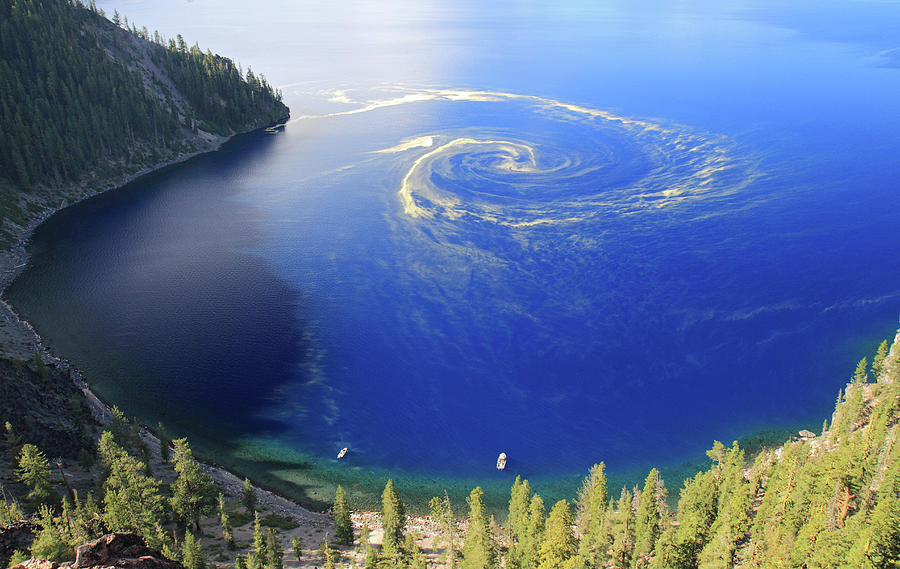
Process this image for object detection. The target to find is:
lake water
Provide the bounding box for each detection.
[8,0,900,509]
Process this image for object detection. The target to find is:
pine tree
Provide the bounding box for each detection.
[97,431,164,538]
[218,493,234,549]
[429,492,458,569]
[334,485,353,545]
[609,488,635,569]
[251,512,268,565]
[156,422,171,463]
[508,476,531,543]
[633,468,664,567]
[170,438,218,531]
[461,487,496,569]
[381,479,406,556]
[30,505,74,562]
[16,443,52,504]
[575,462,609,567]
[650,470,718,569]
[538,500,576,569]
[518,494,546,569]
[265,528,283,569]
[181,530,204,569]
[242,478,257,514]
[291,536,302,564]
[854,357,868,384]
[321,539,336,569]
[872,339,889,381]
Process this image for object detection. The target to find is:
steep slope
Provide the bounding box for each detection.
[0,0,288,250]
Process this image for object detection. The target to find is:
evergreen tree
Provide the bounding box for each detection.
[538,499,576,569]
[381,479,406,556]
[508,476,531,544]
[30,505,74,562]
[321,539,336,569]
[575,462,609,567]
[218,493,235,549]
[872,339,889,381]
[854,357,868,384]
[609,488,635,569]
[633,468,665,567]
[429,492,458,569]
[156,422,171,464]
[265,528,283,569]
[170,438,218,531]
[97,431,164,539]
[334,485,353,545]
[651,470,718,569]
[242,477,257,514]
[251,511,267,565]
[16,443,52,504]
[291,536,302,564]
[518,494,546,569]
[461,487,496,569]
[181,530,204,569]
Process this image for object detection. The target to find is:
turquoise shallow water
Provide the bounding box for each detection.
[8,0,900,510]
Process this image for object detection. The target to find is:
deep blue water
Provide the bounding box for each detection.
[8,0,900,508]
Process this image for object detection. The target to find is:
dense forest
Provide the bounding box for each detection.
[0,0,287,247]
[1,335,897,568]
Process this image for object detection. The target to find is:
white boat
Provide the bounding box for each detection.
[496,452,507,470]
[337,447,348,459]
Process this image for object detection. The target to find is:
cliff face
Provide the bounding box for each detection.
[0,356,95,459]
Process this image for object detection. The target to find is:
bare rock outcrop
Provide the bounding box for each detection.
[10,533,183,569]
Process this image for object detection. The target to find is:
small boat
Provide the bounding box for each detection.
[496,452,507,470]
[337,447,348,459]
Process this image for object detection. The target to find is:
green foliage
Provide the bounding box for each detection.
[633,468,665,567]
[429,492,458,568]
[218,493,235,549]
[7,550,28,567]
[16,443,52,504]
[97,430,164,538]
[575,462,609,567]
[291,536,302,563]
[170,438,218,530]
[181,530,204,569]
[264,528,282,569]
[334,485,353,545]
[461,487,496,569]
[609,488,635,569]
[854,357,869,384]
[321,539,336,569]
[652,469,718,569]
[538,499,577,569]
[259,514,299,530]
[251,512,267,564]
[242,478,257,514]
[0,493,24,525]
[157,422,171,464]
[380,479,406,556]
[0,0,287,197]
[107,407,144,458]
[872,340,889,380]
[29,505,74,562]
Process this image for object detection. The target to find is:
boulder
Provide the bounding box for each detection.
[10,534,183,569]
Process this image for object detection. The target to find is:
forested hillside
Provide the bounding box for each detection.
[1,333,897,568]
[0,0,288,248]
